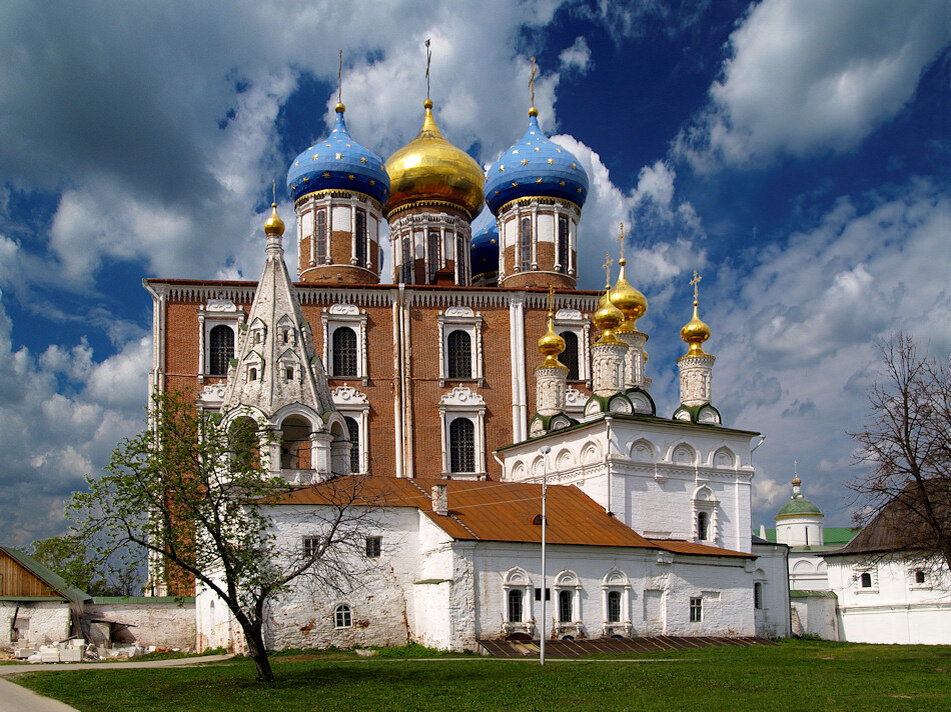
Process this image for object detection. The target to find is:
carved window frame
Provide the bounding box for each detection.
[332,385,369,475]
[554,308,591,383]
[692,485,719,545]
[438,386,487,479]
[437,306,484,386]
[198,298,245,383]
[321,303,369,384]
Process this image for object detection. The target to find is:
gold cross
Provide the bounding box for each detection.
[272,179,276,204]
[425,39,432,100]
[546,284,555,315]
[529,56,537,107]
[337,50,343,105]
[615,222,630,260]
[690,270,702,302]
[603,253,613,288]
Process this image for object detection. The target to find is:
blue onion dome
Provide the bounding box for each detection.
[287,102,389,205]
[484,107,589,215]
[470,223,499,280]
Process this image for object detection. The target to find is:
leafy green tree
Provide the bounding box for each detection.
[68,389,371,681]
[27,533,141,597]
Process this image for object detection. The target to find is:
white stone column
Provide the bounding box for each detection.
[535,366,567,416]
[617,330,648,390]
[677,353,715,406]
[591,342,627,397]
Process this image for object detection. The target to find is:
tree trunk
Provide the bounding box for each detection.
[241,621,275,682]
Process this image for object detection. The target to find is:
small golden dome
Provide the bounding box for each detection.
[384,100,485,218]
[792,476,802,487]
[593,286,626,346]
[611,257,647,332]
[537,312,567,369]
[334,101,346,114]
[528,106,538,117]
[680,300,711,356]
[264,202,285,236]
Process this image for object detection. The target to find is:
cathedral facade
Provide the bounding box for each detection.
[145,94,790,650]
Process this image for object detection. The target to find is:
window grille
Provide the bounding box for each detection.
[449,418,475,473]
[754,582,763,610]
[334,604,352,628]
[208,325,234,376]
[456,233,466,283]
[427,229,441,281]
[332,327,358,377]
[519,217,532,271]
[365,536,382,558]
[401,235,413,283]
[303,536,321,559]
[607,590,621,623]
[345,416,360,473]
[697,512,709,541]
[560,331,579,380]
[447,330,472,379]
[507,589,523,622]
[689,597,702,622]
[557,215,569,272]
[355,209,368,268]
[558,590,573,623]
[315,209,327,264]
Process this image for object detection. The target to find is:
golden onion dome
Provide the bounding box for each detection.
[680,300,711,356]
[264,202,285,236]
[593,285,626,346]
[791,475,802,487]
[611,257,647,332]
[537,312,567,369]
[384,99,485,219]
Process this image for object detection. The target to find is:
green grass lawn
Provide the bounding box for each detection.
[11,640,951,712]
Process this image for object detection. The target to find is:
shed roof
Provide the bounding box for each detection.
[0,546,89,603]
[270,477,753,558]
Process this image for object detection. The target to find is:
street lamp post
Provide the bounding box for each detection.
[540,444,550,666]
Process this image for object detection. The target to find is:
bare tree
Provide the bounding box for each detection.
[848,332,951,573]
[67,389,376,682]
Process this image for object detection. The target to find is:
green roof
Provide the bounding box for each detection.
[0,546,89,603]
[91,596,194,604]
[776,495,822,517]
[790,590,837,599]
[758,527,860,546]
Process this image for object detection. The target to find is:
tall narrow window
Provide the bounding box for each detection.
[428,229,441,281]
[449,418,475,473]
[315,209,327,264]
[345,416,360,473]
[915,570,926,585]
[332,327,358,377]
[557,215,569,272]
[456,233,466,283]
[401,235,413,283]
[560,331,579,380]
[689,597,702,622]
[754,582,763,610]
[558,590,573,623]
[519,217,532,271]
[860,572,872,588]
[447,330,472,379]
[355,209,367,268]
[607,590,622,623]
[507,589,523,622]
[697,511,709,541]
[208,325,234,376]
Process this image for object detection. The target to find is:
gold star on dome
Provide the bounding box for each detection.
[490,238,496,244]
[290,184,295,190]
[312,154,319,160]
[335,153,342,159]
[547,158,554,164]
[498,165,505,171]
[294,161,299,167]
[370,179,376,185]
[571,163,577,169]
[494,190,500,195]
[559,180,565,186]
[302,177,309,183]
[348,174,354,180]
[324,143,331,147]
[521,159,529,165]
[360,157,367,164]
[534,147,540,151]
[512,149,519,154]
[511,182,519,187]
[323,172,330,178]
[556,148,562,153]
[535,178,543,183]
[577,187,582,193]
[346,143,352,148]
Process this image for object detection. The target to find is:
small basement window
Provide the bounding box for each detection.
[334,604,352,628]
[915,570,926,585]
[303,536,321,559]
[365,536,382,558]
[860,572,872,588]
[689,597,702,622]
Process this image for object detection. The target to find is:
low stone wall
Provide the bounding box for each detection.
[789,590,838,640]
[86,597,195,650]
[0,600,71,650]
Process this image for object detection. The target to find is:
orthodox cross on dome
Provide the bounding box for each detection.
[603,253,613,289]
[616,221,630,260]
[690,270,702,305]
[546,284,555,316]
[337,49,343,105]
[425,38,432,100]
[529,56,538,107]
[271,179,276,204]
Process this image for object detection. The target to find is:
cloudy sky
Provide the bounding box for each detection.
[1,0,948,545]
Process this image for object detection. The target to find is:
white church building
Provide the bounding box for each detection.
[147,88,791,651]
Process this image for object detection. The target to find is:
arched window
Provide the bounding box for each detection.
[915,570,926,585]
[401,235,413,283]
[428,229,441,281]
[697,511,709,541]
[860,572,872,588]
[557,215,569,272]
[447,330,472,379]
[754,582,763,610]
[355,209,367,268]
[607,590,621,623]
[208,325,234,376]
[449,418,475,473]
[344,416,360,474]
[519,217,532,271]
[456,233,466,283]
[332,327,358,377]
[508,589,523,622]
[560,331,579,380]
[334,604,352,628]
[558,589,573,623]
[315,209,327,264]
[280,416,311,470]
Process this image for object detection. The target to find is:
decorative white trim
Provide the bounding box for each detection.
[198,298,244,382]
[438,387,487,478]
[437,307,484,385]
[321,303,369,382]
[332,386,370,474]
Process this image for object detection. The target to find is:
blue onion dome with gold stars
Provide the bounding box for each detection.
[385,99,485,219]
[287,102,389,206]
[484,107,589,215]
[470,223,499,281]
